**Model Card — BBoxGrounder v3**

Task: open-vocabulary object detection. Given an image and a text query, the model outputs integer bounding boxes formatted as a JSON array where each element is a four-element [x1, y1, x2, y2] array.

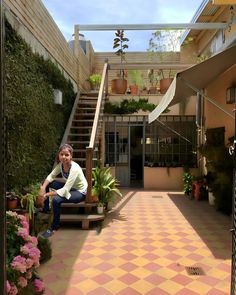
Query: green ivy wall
[[5, 20, 75, 191]]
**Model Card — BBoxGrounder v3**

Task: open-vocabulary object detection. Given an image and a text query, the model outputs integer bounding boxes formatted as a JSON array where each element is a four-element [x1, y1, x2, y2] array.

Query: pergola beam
[[76, 22, 231, 31], [109, 63, 193, 70]]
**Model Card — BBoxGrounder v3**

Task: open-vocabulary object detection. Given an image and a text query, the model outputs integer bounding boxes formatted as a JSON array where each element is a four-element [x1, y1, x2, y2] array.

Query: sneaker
[[41, 229, 54, 238]]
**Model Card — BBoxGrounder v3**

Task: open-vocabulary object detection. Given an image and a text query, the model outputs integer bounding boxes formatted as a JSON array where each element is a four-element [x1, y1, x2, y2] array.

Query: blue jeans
[[43, 180, 86, 230]]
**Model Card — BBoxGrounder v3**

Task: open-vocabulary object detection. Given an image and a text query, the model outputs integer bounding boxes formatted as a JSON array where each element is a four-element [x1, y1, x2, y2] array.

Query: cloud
[[42, 0, 203, 51]]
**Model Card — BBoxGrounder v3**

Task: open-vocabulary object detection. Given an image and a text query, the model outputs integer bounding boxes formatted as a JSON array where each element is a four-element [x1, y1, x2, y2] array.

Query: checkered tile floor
[[38, 190, 232, 294]]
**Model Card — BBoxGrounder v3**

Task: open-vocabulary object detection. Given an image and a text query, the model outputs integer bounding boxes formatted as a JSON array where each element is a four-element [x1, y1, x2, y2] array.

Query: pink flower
[[28, 247, 40, 261], [6, 281, 11, 293], [7, 211, 44, 294], [31, 236, 38, 246], [11, 255, 27, 273], [20, 245, 30, 255], [17, 276, 28, 288], [25, 270, 32, 279], [33, 278, 45, 293], [17, 228, 29, 241], [8, 284, 18, 295], [21, 221, 29, 231], [18, 214, 26, 222], [25, 258, 34, 269]]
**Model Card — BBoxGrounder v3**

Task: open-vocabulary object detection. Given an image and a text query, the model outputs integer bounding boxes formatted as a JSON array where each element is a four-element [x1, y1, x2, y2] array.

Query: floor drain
[[152, 196, 163, 198], [185, 266, 205, 276]]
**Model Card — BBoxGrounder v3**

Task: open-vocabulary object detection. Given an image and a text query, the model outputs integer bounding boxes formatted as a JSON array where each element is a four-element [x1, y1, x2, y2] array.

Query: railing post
[[86, 147, 93, 202]]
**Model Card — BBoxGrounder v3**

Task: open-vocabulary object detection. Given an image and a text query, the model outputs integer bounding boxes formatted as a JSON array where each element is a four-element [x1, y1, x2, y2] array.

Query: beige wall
[[144, 167, 199, 190], [205, 65, 236, 142], [3, 0, 94, 91], [94, 51, 184, 90]]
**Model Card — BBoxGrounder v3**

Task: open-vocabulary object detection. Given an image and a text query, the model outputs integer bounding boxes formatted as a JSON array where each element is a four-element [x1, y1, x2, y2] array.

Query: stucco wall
[[144, 167, 199, 191], [205, 65, 236, 142]]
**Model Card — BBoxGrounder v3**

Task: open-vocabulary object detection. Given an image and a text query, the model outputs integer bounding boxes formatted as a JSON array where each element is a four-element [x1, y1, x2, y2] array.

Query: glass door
[[129, 125, 144, 187]]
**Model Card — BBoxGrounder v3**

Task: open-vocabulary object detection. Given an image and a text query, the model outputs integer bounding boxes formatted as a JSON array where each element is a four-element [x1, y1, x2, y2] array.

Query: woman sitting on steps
[[40, 143, 88, 238]]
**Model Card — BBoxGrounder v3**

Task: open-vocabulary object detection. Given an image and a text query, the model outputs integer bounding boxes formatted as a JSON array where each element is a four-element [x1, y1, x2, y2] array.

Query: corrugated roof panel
[[202, 5, 220, 16]]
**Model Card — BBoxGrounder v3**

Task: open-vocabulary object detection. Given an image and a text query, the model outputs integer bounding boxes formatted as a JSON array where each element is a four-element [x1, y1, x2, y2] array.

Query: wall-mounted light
[[226, 87, 236, 104], [53, 89, 62, 105], [146, 138, 153, 144]]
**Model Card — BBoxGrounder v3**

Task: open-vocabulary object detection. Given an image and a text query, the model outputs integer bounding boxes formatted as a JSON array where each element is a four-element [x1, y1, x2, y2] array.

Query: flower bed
[[6, 211, 45, 295]]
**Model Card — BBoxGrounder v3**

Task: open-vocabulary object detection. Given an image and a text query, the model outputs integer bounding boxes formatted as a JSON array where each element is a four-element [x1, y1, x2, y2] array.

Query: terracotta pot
[[91, 195, 99, 203], [130, 84, 138, 95], [149, 86, 157, 94], [192, 182, 201, 200], [111, 79, 116, 93], [7, 198, 18, 210], [160, 78, 173, 94], [35, 195, 44, 208], [140, 89, 148, 95], [113, 78, 127, 94]]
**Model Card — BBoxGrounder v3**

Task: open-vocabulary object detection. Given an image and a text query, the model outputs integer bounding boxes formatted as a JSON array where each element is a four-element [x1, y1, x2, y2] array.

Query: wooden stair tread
[[61, 202, 98, 208], [60, 214, 104, 220]]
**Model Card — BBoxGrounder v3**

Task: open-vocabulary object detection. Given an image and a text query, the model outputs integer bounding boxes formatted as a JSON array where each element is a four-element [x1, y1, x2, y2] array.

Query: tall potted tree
[[112, 29, 129, 94], [148, 29, 182, 94]]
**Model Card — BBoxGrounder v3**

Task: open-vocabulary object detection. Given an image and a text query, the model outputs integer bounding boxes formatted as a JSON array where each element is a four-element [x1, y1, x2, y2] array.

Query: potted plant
[[112, 29, 129, 94], [20, 183, 42, 220], [199, 130, 233, 214], [147, 69, 159, 94], [92, 165, 122, 211], [97, 202, 104, 214], [6, 191, 19, 210], [148, 29, 182, 93], [88, 73, 102, 91], [128, 70, 142, 95], [183, 172, 193, 197]]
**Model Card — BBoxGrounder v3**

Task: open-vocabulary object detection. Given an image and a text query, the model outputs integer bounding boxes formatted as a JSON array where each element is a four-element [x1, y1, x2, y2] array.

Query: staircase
[[60, 91, 105, 229], [67, 92, 101, 170]]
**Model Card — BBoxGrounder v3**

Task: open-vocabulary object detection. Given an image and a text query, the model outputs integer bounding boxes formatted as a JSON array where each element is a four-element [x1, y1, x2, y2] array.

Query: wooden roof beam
[[108, 63, 193, 70]]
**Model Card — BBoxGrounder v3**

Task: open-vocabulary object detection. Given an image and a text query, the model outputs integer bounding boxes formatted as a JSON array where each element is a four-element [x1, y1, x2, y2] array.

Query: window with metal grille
[[145, 115, 197, 167], [104, 115, 197, 168]]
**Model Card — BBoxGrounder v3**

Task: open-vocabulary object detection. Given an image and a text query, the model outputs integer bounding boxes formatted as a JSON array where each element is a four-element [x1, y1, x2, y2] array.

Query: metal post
[[0, 0, 6, 294], [230, 104, 236, 294]]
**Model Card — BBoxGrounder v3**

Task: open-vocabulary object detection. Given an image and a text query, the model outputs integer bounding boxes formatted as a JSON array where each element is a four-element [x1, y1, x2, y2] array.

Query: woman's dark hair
[[59, 143, 73, 155], [56, 143, 73, 162]]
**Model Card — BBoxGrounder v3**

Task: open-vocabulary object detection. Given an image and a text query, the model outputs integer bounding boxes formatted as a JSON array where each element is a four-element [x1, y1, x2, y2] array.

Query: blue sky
[[41, 0, 203, 52]]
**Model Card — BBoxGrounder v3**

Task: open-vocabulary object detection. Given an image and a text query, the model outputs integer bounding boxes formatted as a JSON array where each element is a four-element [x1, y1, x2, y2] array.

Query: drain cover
[[152, 196, 163, 198], [185, 266, 205, 276]]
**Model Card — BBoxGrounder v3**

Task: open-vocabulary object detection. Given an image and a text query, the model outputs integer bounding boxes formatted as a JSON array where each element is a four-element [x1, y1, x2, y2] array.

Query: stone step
[[60, 214, 105, 229]]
